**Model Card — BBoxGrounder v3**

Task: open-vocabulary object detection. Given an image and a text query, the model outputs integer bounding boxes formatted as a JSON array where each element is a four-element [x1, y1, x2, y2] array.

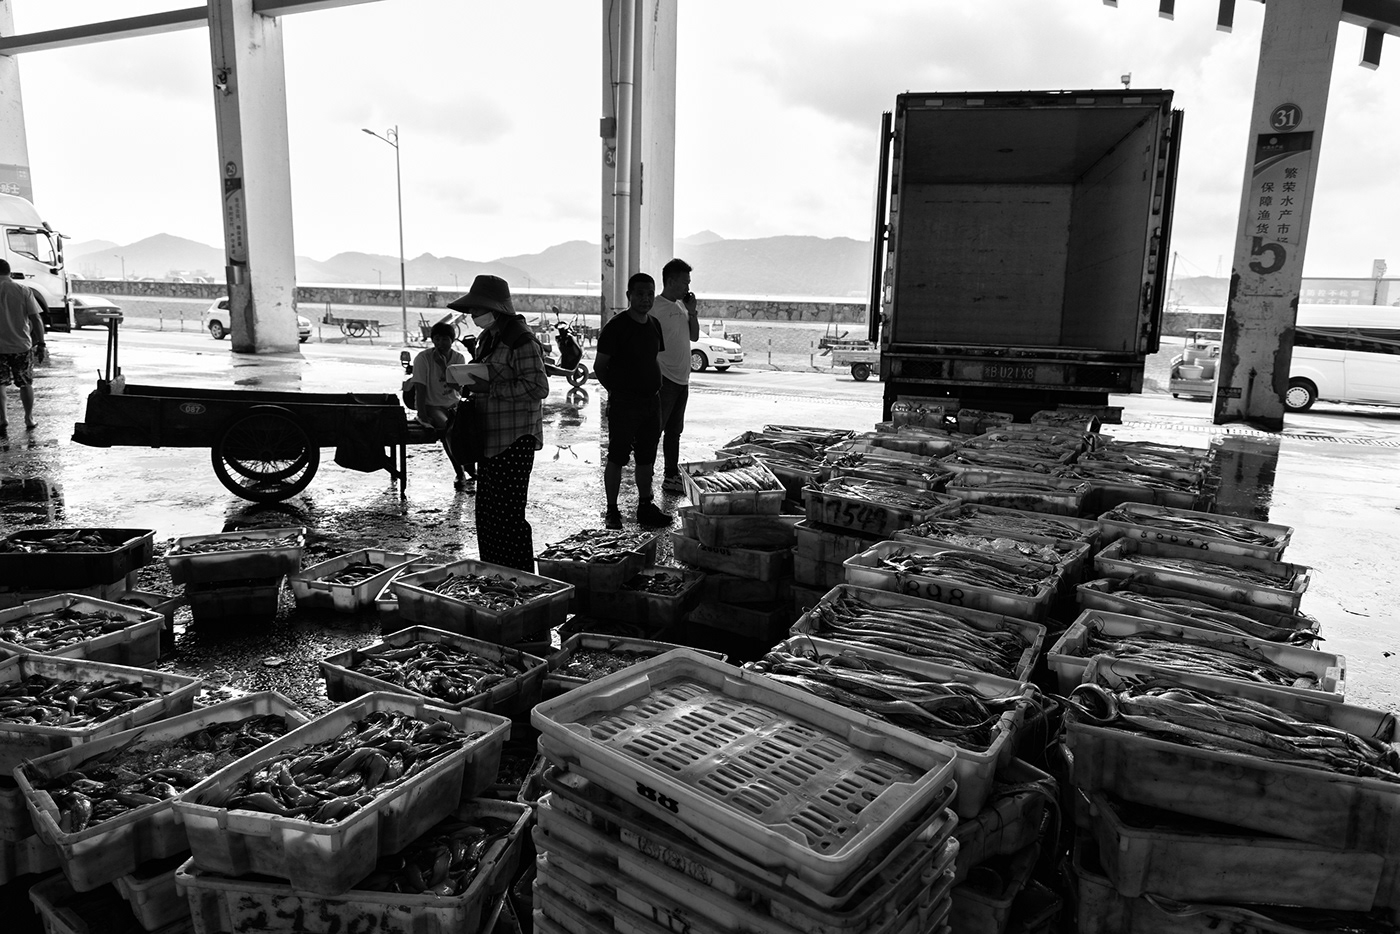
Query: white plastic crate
[[16, 692, 308, 892], [392, 557, 573, 644], [163, 527, 306, 586], [844, 541, 1059, 622], [670, 528, 793, 580], [545, 633, 725, 695], [1046, 609, 1344, 698], [113, 856, 189, 932], [178, 798, 532, 934], [28, 873, 193, 934], [680, 455, 786, 515], [1075, 578, 1321, 644], [1096, 502, 1291, 561], [530, 649, 958, 894], [0, 655, 202, 772], [770, 635, 1036, 817], [790, 584, 1046, 683], [173, 692, 511, 896], [1093, 538, 1310, 613], [676, 505, 800, 549], [372, 558, 442, 625], [289, 548, 424, 611], [806, 477, 960, 538], [943, 471, 1090, 517], [0, 593, 163, 666]]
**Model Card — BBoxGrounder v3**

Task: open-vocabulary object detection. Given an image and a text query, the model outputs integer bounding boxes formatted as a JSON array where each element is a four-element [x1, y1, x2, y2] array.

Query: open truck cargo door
[[876, 90, 1182, 420]]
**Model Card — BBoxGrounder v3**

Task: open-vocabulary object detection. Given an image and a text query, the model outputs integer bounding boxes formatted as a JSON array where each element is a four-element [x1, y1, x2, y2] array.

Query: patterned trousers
[[476, 434, 537, 573]]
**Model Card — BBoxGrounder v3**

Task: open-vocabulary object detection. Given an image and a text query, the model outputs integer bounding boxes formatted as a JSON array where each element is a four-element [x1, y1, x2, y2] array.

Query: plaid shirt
[[476, 326, 549, 458]]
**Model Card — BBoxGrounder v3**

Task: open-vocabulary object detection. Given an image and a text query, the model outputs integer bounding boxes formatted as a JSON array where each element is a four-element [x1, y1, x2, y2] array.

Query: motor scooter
[[543, 308, 589, 387]]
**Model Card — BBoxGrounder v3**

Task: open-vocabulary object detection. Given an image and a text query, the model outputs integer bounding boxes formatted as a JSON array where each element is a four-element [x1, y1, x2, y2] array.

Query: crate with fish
[[676, 504, 800, 549], [0, 822, 60, 884], [112, 853, 190, 931], [894, 521, 1091, 591], [949, 838, 1039, 934], [757, 635, 1038, 817], [865, 426, 959, 458], [534, 786, 959, 934], [944, 503, 1103, 553], [1079, 443, 1209, 481], [0, 776, 32, 840], [27, 872, 193, 934], [531, 648, 958, 894], [0, 655, 202, 773], [584, 567, 705, 628], [112, 591, 182, 650], [1096, 502, 1292, 561], [0, 527, 156, 591], [1093, 538, 1310, 613], [1075, 578, 1321, 645], [542, 636, 730, 688], [1055, 462, 1208, 513], [177, 797, 532, 934], [825, 454, 956, 493], [952, 758, 1057, 884], [538, 765, 956, 930], [806, 476, 960, 538], [670, 528, 793, 581], [955, 409, 1014, 436], [0, 594, 163, 666], [183, 578, 281, 626], [943, 470, 1092, 518], [172, 692, 511, 895], [289, 548, 424, 612], [162, 527, 307, 586], [1070, 834, 1400, 934], [794, 519, 882, 566], [372, 558, 443, 627], [1065, 656, 1400, 855], [718, 445, 825, 502], [319, 626, 547, 717], [1046, 609, 1344, 698], [1083, 790, 1387, 911], [535, 529, 660, 608], [843, 541, 1060, 623], [680, 455, 787, 515], [888, 397, 948, 430], [790, 585, 1045, 682], [16, 692, 306, 891], [392, 558, 573, 644]]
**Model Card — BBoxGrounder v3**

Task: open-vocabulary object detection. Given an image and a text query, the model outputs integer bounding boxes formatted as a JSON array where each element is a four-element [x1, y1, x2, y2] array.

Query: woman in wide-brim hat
[[448, 275, 549, 571]]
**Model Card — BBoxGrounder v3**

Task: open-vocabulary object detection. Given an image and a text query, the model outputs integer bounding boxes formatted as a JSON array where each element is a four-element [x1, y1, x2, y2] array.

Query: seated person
[[411, 321, 471, 490]]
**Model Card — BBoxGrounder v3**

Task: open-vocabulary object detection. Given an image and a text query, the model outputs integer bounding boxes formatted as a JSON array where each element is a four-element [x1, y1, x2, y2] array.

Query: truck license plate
[[981, 363, 1037, 382]]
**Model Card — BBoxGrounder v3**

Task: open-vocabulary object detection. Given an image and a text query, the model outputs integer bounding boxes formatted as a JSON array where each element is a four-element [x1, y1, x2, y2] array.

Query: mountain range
[[65, 231, 1233, 304], [66, 230, 877, 298]]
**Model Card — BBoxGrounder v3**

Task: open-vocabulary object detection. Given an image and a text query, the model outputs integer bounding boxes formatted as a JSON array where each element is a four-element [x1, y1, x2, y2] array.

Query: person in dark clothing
[[594, 273, 672, 530], [446, 275, 549, 572], [0, 259, 46, 437]]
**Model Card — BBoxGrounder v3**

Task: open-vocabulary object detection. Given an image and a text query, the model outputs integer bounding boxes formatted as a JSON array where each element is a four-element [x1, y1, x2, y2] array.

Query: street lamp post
[[116, 255, 125, 281], [362, 125, 408, 344], [372, 267, 382, 287]]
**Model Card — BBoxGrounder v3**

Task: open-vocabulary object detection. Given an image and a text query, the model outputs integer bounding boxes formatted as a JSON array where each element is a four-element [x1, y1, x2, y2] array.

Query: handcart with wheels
[[71, 318, 440, 503]]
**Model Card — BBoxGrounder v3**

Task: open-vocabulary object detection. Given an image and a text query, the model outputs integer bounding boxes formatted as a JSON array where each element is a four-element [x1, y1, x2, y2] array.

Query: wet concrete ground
[[1, 326, 1397, 716]]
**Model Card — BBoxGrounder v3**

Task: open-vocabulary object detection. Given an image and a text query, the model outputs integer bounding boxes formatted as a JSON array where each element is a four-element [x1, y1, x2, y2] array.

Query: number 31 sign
[[1270, 103, 1303, 131]]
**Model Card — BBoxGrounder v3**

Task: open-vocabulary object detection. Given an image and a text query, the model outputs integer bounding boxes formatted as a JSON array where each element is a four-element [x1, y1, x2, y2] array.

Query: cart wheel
[[852, 363, 872, 381], [567, 364, 589, 388], [346, 321, 368, 338], [211, 407, 319, 502]]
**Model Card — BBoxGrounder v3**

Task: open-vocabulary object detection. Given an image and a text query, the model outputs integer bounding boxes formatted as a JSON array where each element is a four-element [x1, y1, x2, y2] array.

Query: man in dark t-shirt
[[594, 273, 673, 530]]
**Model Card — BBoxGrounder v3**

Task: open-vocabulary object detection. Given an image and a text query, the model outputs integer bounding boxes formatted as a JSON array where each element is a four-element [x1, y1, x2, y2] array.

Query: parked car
[[69, 294, 123, 329], [203, 297, 311, 342], [691, 334, 743, 372], [1286, 303, 1400, 411]]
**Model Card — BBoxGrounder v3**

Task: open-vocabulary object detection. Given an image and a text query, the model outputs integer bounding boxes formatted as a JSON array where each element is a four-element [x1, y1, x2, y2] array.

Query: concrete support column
[[208, 0, 298, 354], [1214, 0, 1341, 429], [0, 1, 33, 200], [600, 0, 677, 323]]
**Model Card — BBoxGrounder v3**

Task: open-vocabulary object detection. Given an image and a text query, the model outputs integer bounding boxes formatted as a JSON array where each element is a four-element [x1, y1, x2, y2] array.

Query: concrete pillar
[[1214, 0, 1341, 429], [0, 1, 33, 201], [600, 0, 677, 322], [637, 0, 678, 283], [208, 0, 298, 353]]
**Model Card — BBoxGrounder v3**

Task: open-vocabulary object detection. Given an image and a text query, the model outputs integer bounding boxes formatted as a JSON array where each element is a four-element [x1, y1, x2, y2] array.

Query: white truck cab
[[0, 192, 69, 331]]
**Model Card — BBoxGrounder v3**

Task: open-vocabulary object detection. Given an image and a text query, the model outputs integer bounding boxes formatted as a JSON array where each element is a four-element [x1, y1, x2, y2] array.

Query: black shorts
[[606, 392, 661, 467]]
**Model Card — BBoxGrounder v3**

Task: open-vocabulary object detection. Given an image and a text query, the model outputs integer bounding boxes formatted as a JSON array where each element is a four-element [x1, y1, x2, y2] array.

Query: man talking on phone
[[654, 258, 700, 494]]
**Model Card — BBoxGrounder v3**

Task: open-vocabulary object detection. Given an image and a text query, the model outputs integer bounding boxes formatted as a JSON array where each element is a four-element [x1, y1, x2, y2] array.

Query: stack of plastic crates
[[529, 649, 961, 934]]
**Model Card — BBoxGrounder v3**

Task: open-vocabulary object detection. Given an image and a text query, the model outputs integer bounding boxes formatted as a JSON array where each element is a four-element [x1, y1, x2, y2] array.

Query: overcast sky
[[9, 0, 1399, 280]]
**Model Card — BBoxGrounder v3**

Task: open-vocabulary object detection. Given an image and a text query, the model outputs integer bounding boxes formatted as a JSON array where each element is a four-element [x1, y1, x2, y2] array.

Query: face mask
[[473, 312, 496, 330]]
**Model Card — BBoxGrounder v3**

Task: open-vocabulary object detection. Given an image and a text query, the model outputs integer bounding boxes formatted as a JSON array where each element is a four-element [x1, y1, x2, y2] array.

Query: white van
[[1287, 303, 1400, 411]]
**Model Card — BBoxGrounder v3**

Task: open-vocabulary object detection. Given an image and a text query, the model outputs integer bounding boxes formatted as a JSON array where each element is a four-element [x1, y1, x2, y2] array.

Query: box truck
[[0, 192, 70, 331], [868, 89, 1182, 419]]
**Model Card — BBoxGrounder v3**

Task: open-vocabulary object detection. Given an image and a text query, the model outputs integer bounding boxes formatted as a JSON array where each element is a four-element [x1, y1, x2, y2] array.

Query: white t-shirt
[[654, 296, 692, 385]]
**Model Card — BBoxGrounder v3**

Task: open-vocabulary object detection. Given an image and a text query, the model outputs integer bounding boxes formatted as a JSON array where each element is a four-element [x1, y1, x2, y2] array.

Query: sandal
[[24, 421, 37, 432]]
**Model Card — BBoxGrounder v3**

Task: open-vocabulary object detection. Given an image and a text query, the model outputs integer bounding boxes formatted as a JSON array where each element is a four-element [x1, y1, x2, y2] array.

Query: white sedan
[[203, 298, 311, 343], [690, 335, 743, 372]]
